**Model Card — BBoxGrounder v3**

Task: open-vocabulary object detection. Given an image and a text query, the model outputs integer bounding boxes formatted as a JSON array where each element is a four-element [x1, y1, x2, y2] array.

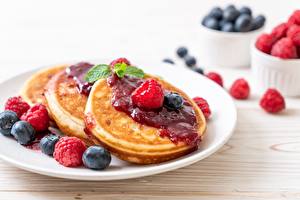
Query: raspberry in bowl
[[199, 4, 266, 68], [251, 10, 300, 97]]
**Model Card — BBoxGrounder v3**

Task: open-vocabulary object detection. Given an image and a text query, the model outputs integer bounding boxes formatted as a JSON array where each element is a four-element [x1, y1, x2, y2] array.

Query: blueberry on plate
[[162, 58, 175, 65], [176, 47, 188, 58], [83, 146, 111, 170], [203, 17, 219, 30], [184, 55, 197, 67], [40, 134, 59, 156], [0, 111, 19, 136], [251, 15, 266, 30], [223, 8, 240, 22], [234, 14, 252, 32], [239, 6, 252, 16], [193, 67, 204, 75], [221, 22, 234, 32], [11, 121, 35, 145], [164, 93, 184, 110], [208, 7, 223, 20]]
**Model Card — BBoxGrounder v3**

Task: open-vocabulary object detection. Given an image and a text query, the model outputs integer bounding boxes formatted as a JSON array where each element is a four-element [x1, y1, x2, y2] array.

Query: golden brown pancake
[[85, 75, 206, 164]]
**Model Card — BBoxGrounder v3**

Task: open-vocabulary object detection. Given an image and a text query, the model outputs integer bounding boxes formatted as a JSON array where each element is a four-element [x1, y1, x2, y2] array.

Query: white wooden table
[[1, 0, 300, 199]]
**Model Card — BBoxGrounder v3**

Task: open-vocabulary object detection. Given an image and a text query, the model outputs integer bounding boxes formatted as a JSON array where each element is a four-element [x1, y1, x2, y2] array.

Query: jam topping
[[107, 74, 200, 146], [66, 62, 94, 95]]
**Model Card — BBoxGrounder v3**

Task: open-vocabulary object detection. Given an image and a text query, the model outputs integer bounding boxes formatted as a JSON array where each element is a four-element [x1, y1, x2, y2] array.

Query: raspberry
[[255, 33, 276, 54], [21, 104, 49, 132], [260, 89, 285, 113], [271, 38, 298, 59], [193, 97, 211, 119], [110, 58, 131, 67], [206, 72, 223, 87], [271, 23, 288, 40], [229, 78, 250, 100], [131, 79, 164, 109], [287, 25, 300, 46], [287, 10, 300, 26], [4, 96, 30, 118], [53, 137, 86, 167]]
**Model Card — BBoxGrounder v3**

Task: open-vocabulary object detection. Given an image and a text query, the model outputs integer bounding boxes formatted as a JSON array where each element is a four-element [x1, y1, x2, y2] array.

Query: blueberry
[[208, 7, 223, 20], [11, 121, 35, 145], [82, 146, 111, 170], [184, 56, 196, 67], [193, 67, 204, 75], [239, 6, 252, 16], [219, 19, 227, 28], [234, 14, 252, 32], [162, 58, 175, 65], [221, 22, 234, 32], [225, 4, 236, 11], [223, 8, 240, 22], [201, 15, 210, 26], [164, 93, 184, 110], [0, 111, 19, 136], [40, 135, 59, 156], [203, 17, 219, 30], [176, 47, 188, 58], [251, 15, 266, 30]]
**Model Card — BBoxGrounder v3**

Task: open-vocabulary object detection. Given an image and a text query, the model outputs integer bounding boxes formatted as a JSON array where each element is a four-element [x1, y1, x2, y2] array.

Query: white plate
[[0, 60, 237, 181]]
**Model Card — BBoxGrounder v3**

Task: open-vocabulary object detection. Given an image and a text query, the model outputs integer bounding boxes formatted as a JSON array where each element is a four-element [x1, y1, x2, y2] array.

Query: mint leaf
[[113, 62, 127, 78], [125, 66, 145, 78], [84, 64, 111, 83]]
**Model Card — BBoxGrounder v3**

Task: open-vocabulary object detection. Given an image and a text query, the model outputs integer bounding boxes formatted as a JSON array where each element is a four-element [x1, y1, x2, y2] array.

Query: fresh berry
[[193, 67, 204, 75], [193, 97, 211, 119], [234, 14, 252, 32], [219, 19, 227, 28], [260, 89, 285, 113], [162, 58, 175, 65], [223, 8, 240, 22], [271, 38, 298, 59], [251, 15, 266, 30], [53, 137, 86, 167], [131, 79, 164, 109], [176, 47, 188, 58], [40, 135, 59, 156], [4, 96, 30, 118], [255, 33, 275, 54], [21, 104, 50, 132], [11, 121, 35, 145], [225, 4, 235, 11], [287, 10, 300, 26], [229, 78, 250, 100], [287, 25, 300, 46], [206, 72, 223, 87], [164, 93, 184, 110], [82, 146, 111, 170], [208, 7, 223, 20], [184, 56, 197, 67], [0, 111, 19, 136], [239, 6, 252, 16], [203, 17, 219, 30], [221, 22, 234, 32], [110, 58, 131, 67], [271, 23, 288, 40]]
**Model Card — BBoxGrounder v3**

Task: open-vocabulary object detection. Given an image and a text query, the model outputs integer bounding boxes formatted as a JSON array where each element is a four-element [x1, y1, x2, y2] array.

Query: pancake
[[45, 70, 97, 145], [85, 75, 206, 164], [21, 65, 67, 106]]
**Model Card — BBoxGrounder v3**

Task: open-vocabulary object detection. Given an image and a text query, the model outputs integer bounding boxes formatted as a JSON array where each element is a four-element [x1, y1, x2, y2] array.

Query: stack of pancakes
[[21, 64, 206, 164]]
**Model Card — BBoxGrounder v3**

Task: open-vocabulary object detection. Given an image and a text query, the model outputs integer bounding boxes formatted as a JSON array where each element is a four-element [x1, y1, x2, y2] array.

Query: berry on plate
[[260, 89, 285, 113], [53, 137, 86, 167], [4, 96, 30, 118], [206, 72, 223, 87], [164, 93, 184, 111], [82, 146, 111, 170], [162, 58, 175, 65], [229, 78, 250, 100], [287, 24, 300, 46], [193, 67, 204, 75], [21, 104, 50, 132], [287, 10, 300, 26], [0, 111, 19, 136], [184, 55, 197, 67], [110, 58, 131, 68], [255, 33, 275, 54], [271, 37, 298, 59], [40, 135, 59, 156], [131, 79, 164, 109], [176, 47, 188, 58], [193, 97, 211, 120], [11, 121, 35, 145], [271, 23, 288, 40]]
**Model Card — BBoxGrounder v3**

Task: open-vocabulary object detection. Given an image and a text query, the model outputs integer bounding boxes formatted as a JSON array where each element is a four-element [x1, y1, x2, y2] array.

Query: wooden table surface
[[1, 0, 300, 199]]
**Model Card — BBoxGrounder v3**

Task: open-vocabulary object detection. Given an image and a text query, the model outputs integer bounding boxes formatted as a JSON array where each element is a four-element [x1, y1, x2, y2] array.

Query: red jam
[[66, 62, 94, 95], [107, 74, 200, 146]]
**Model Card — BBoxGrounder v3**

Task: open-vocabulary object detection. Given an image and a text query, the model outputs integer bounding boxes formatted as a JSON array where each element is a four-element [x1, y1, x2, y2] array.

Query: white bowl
[[198, 24, 264, 68], [251, 43, 300, 97]]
